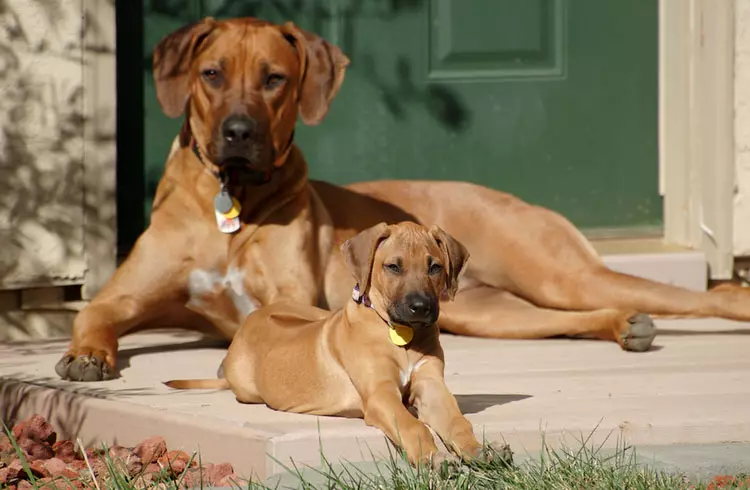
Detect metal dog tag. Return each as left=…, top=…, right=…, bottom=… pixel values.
left=214, top=191, right=233, bottom=215
left=214, top=188, right=241, bottom=234
left=215, top=209, right=241, bottom=234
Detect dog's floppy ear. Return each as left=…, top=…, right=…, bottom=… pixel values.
left=280, top=22, right=350, bottom=126
left=429, top=225, right=469, bottom=300
left=153, top=17, right=216, bottom=118
left=340, top=222, right=391, bottom=296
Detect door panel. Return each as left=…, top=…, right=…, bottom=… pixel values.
left=137, top=0, right=659, bottom=241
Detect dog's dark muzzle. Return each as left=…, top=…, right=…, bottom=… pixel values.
left=388, top=292, right=439, bottom=328
left=215, top=115, right=272, bottom=185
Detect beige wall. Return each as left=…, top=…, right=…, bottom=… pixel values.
left=0, top=0, right=116, bottom=340
left=0, top=0, right=116, bottom=290
left=736, top=0, right=750, bottom=256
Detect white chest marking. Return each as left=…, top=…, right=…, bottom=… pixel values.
left=399, top=359, right=427, bottom=390
left=187, top=266, right=257, bottom=319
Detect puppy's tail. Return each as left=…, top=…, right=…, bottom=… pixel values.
left=163, top=378, right=230, bottom=390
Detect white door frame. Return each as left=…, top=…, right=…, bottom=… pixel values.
left=660, top=0, right=735, bottom=279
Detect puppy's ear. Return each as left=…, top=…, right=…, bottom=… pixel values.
left=340, top=223, right=391, bottom=296
left=280, top=22, right=350, bottom=126
left=429, top=225, right=469, bottom=300
left=153, top=17, right=216, bottom=118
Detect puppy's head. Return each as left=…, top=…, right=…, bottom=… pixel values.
left=341, top=222, right=469, bottom=328
left=152, top=17, right=349, bottom=180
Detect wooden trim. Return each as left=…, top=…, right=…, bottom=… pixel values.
left=659, top=0, right=735, bottom=279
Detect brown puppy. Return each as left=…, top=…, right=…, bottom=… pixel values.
left=56, top=17, right=750, bottom=382
left=166, top=222, right=501, bottom=468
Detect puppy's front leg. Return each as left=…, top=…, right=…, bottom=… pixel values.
left=409, top=358, right=484, bottom=461
left=357, top=375, right=441, bottom=467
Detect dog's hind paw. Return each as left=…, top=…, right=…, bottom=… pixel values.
left=620, top=313, right=656, bottom=352
left=55, top=352, right=114, bottom=382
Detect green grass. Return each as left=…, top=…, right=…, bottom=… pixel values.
left=1, top=425, right=748, bottom=490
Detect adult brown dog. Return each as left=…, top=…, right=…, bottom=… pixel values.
left=165, top=222, right=510, bottom=467
left=56, top=17, right=750, bottom=382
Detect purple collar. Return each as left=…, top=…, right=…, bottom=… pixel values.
left=351, top=284, right=372, bottom=308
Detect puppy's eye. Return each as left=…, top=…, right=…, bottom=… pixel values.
left=384, top=263, right=401, bottom=274
left=201, top=69, right=221, bottom=83
left=429, top=263, right=443, bottom=275
left=265, top=73, right=285, bottom=89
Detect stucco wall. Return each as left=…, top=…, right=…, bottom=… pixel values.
left=0, top=0, right=116, bottom=289
left=0, top=0, right=116, bottom=340
left=735, top=0, right=750, bottom=256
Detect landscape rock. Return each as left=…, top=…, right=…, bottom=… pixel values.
left=18, top=438, right=54, bottom=460
left=17, top=480, right=33, bottom=490
left=206, top=462, right=234, bottom=484
left=133, top=436, right=166, bottom=466
left=12, top=415, right=56, bottom=445
left=52, top=440, right=77, bottom=463
left=29, top=459, right=50, bottom=477
left=6, top=460, right=26, bottom=481
left=1, top=416, right=236, bottom=487
left=157, top=449, right=193, bottom=476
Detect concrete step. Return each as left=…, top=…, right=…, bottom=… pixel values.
left=2, top=317, right=750, bottom=481
left=593, top=238, right=707, bottom=292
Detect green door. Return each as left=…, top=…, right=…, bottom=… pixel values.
left=131, top=0, right=659, bottom=249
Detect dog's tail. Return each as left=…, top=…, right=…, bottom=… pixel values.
left=163, top=378, right=230, bottom=390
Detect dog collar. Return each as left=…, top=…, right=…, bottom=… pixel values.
left=352, top=284, right=414, bottom=347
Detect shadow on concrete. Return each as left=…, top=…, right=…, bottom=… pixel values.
left=455, top=394, right=531, bottom=415
left=115, top=335, right=229, bottom=374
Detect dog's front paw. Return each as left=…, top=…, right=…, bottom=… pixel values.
left=430, top=451, right=460, bottom=470
left=55, top=351, right=115, bottom=382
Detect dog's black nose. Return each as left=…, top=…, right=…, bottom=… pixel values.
left=405, top=293, right=434, bottom=320
left=222, top=115, right=255, bottom=144
left=408, top=298, right=430, bottom=317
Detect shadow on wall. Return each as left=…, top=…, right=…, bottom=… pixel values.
left=0, top=0, right=117, bottom=302
left=143, top=0, right=468, bottom=131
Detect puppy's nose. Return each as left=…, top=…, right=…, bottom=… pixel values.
left=406, top=293, right=432, bottom=319
left=222, top=115, right=255, bottom=144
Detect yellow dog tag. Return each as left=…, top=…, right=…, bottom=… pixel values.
left=389, top=323, right=414, bottom=346
left=222, top=197, right=242, bottom=219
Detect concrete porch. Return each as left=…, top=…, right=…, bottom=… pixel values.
left=1, top=315, right=749, bottom=482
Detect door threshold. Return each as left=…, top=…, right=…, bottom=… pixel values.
left=590, top=238, right=707, bottom=292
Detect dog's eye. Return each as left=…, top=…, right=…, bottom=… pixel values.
left=265, top=73, right=285, bottom=89
left=384, top=263, right=401, bottom=274
left=201, top=69, right=221, bottom=82
left=429, top=263, right=443, bottom=275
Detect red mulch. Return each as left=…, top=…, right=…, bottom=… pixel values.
left=0, top=414, right=239, bottom=489
left=706, top=475, right=750, bottom=490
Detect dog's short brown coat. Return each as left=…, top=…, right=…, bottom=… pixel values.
left=56, top=17, right=750, bottom=382
left=166, top=222, right=496, bottom=467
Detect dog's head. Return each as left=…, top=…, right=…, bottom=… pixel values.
left=341, top=222, right=469, bottom=329
left=152, top=17, right=349, bottom=180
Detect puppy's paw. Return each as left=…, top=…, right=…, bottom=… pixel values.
left=430, top=451, right=460, bottom=471
left=483, top=442, right=513, bottom=466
